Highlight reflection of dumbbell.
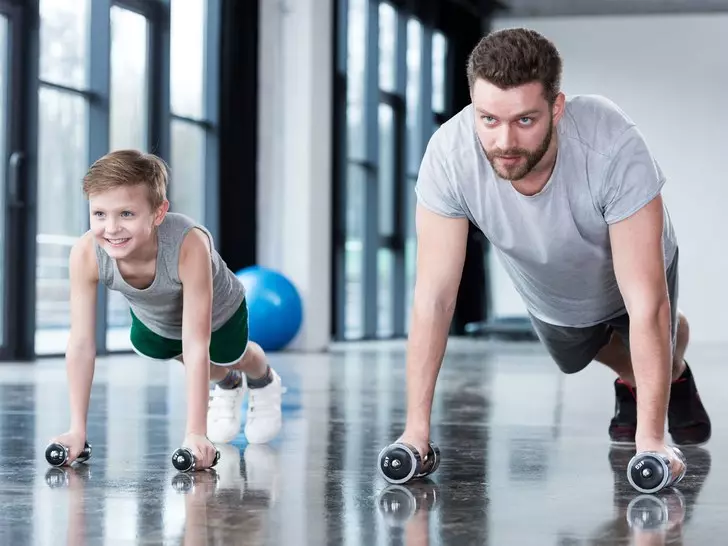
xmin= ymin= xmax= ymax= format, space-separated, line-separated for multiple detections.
xmin=45 ymin=467 xmax=71 ymax=489
xmin=171 ymin=471 xmax=220 ymax=494
xmin=45 ymin=442 xmax=92 ymax=467
xmin=626 ymin=490 xmax=686 ymax=531
xmin=377 ymin=484 xmax=439 ymax=527
xmin=44 ymin=465 xmax=92 ymax=489
xmin=377 ymin=442 xmax=440 ymax=484
xmin=171 ymin=447 xmax=220 ymax=472
xmin=627 ymin=447 xmax=686 ymax=494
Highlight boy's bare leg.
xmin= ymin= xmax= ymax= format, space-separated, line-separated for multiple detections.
xmin=177 ymin=341 xmax=269 ymax=383
xmin=179 ymin=341 xmax=282 ymax=445
xmin=227 ymin=341 xmax=269 ymax=380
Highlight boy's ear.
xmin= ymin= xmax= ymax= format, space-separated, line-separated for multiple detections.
xmin=154 ymin=199 xmax=170 ymax=226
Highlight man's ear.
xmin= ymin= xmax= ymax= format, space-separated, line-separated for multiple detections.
xmin=551 ymin=92 xmax=566 ymax=124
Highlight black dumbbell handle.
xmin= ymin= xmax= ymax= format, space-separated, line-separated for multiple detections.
xmin=45 ymin=441 xmax=92 ymax=467
xmin=171 ymin=447 xmax=221 ymax=472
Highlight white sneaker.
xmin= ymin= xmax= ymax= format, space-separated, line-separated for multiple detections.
xmin=207 ymin=378 xmax=247 ymax=444
xmin=244 ymin=368 xmax=283 ymax=444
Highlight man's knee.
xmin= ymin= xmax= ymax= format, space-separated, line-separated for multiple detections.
xmin=675 ymin=312 xmax=689 ymax=346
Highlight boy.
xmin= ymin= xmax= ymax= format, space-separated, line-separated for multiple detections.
xmin=51 ymin=150 xmax=283 ymax=469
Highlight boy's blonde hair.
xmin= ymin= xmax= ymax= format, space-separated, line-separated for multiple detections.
xmin=83 ymin=150 xmax=168 ymax=210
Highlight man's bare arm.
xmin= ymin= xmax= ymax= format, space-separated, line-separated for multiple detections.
xmin=403 ymin=204 xmax=470 ymax=440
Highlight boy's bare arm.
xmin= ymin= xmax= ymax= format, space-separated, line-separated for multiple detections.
xmin=66 ymin=232 xmax=99 ymax=436
xmin=178 ymin=228 xmax=214 ymax=437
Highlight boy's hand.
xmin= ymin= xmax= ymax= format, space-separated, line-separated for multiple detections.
xmin=50 ymin=431 xmax=87 ymax=464
xmin=183 ymin=433 xmax=218 ymax=469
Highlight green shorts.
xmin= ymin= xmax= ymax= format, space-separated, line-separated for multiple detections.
xmin=129 ymin=299 xmax=249 ymax=366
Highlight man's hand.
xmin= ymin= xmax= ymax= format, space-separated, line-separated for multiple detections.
xmin=183 ymin=433 xmax=218 ymax=469
xmin=396 ymin=429 xmax=431 ymax=461
xmin=636 ymin=440 xmax=686 ymax=484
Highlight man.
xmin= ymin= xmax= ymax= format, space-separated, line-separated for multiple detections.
xmin=398 ymin=28 xmax=710 ymax=476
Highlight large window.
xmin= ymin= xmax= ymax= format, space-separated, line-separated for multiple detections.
xmin=35 ymin=0 xmax=92 ymax=354
xmin=0 ymin=15 xmax=7 ymax=347
xmin=169 ymin=0 xmax=210 ymax=224
xmin=106 ymin=5 xmax=151 ymax=351
xmin=32 ymin=0 xmax=219 ymax=356
xmin=335 ymin=0 xmax=450 ymax=340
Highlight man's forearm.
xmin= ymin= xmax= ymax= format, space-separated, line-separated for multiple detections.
xmin=630 ymin=303 xmax=673 ymax=445
xmin=404 ymin=299 xmax=455 ymax=434
xmin=184 ymin=347 xmax=211 ymax=436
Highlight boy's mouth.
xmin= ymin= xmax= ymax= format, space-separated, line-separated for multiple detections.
xmin=105 ymin=237 xmax=131 ymax=247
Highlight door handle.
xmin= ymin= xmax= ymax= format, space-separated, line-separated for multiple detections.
xmin=8 ymin=150 xmax=24 ymax=208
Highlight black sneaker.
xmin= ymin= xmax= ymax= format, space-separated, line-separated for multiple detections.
xmin=609 ymin=378 xmax=637 ymax=445
xmin=668 ymin=362 xmax=711 ymax=446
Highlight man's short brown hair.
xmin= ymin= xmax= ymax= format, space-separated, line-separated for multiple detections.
xmin=83 ymin=150 xmax=168 ymax=210
xmin=466 ymin=28 xmax=562 ymax=104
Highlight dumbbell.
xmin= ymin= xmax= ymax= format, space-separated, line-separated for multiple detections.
xmin=377 ymin=484 xmax=439 ymax=527
xmin=626 ymin=490 xmax=686 ymax=532
xmin=626 ymin=447 xmax=686 ymax=494
xmin=377 ymin=442 xmax=440 ymax=484
xmin=171 ymin=447 xmax=220 ymax=472
xmin=45 ymin=441 xmax=92 ymax=467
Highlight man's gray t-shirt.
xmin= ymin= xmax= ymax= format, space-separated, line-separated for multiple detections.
xmin=415 ymin=95 xmax=677 ymax=328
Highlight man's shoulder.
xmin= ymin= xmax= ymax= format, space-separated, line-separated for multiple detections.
xmin=429 ymin=104 xmax=475 ymax=154
xmin=560 ymin=95 xmax=637 ymax=156
xmin=426 ymin=104 xmax=484 ymax=181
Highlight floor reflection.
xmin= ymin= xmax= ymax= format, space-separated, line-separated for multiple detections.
xmin=0 ymin=339 xmax=723 ymax=545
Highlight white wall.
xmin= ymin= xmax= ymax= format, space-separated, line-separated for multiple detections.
xmin=489 ymin=14 xmax=728 ymax=344
xmin=257 ymin=0 xmax=333 ymax=351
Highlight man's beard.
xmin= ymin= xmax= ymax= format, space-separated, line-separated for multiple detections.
xmin=485 ymin=119 xmax=553 ymax=181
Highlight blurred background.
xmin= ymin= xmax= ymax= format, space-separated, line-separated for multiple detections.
xmin=0 ymin=0 xmax=725 ymax=361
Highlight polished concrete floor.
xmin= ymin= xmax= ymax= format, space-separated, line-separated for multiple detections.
xmin=0 ymin=338 xmax=724 ymax=545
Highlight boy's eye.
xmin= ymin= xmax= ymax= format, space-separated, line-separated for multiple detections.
xmin=121 ymin=211 xmax=133 ymax=217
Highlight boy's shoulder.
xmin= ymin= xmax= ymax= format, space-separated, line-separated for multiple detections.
xmin=70 ymin=230 xmax=100 ymax=283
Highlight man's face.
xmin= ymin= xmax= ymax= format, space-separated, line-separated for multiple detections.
xmin=471 ymin=79 xmax=563 ymax=181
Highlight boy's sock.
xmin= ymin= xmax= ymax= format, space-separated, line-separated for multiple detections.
xmin=217 ymin=369 xmax=243 ymax=390
xmin=247 ymin=366 xmax=273 ymax=389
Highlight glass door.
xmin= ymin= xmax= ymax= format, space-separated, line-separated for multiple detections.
xmin=0 ymin=1 xmax=29 ymax=360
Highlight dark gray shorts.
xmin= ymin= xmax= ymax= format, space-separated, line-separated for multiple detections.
xmin=529 ymin=248 xmax=679 ymax=374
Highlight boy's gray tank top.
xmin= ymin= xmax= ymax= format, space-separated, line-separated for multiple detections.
xmin=95 ymin=212 xmax=245 ymax=340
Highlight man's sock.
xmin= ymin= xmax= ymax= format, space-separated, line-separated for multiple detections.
xmin=217 ymin=369 xmax=243 ymax=390
xmin=247 ymin=365 xmax=273 ymax=389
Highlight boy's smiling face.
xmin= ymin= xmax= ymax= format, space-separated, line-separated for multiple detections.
xmin=88 ymin=184 xmax=168 ymax=260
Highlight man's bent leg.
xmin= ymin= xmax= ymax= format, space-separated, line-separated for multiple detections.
xmin=594 ymin=313 xmax=689 ymax=385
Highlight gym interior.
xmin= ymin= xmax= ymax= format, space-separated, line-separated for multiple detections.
xmin=0 ymin=0 xmax=725 ymax=543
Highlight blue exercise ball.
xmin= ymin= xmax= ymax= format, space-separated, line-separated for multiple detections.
xmin=235 ymin=265 xmax=303 ymax=351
